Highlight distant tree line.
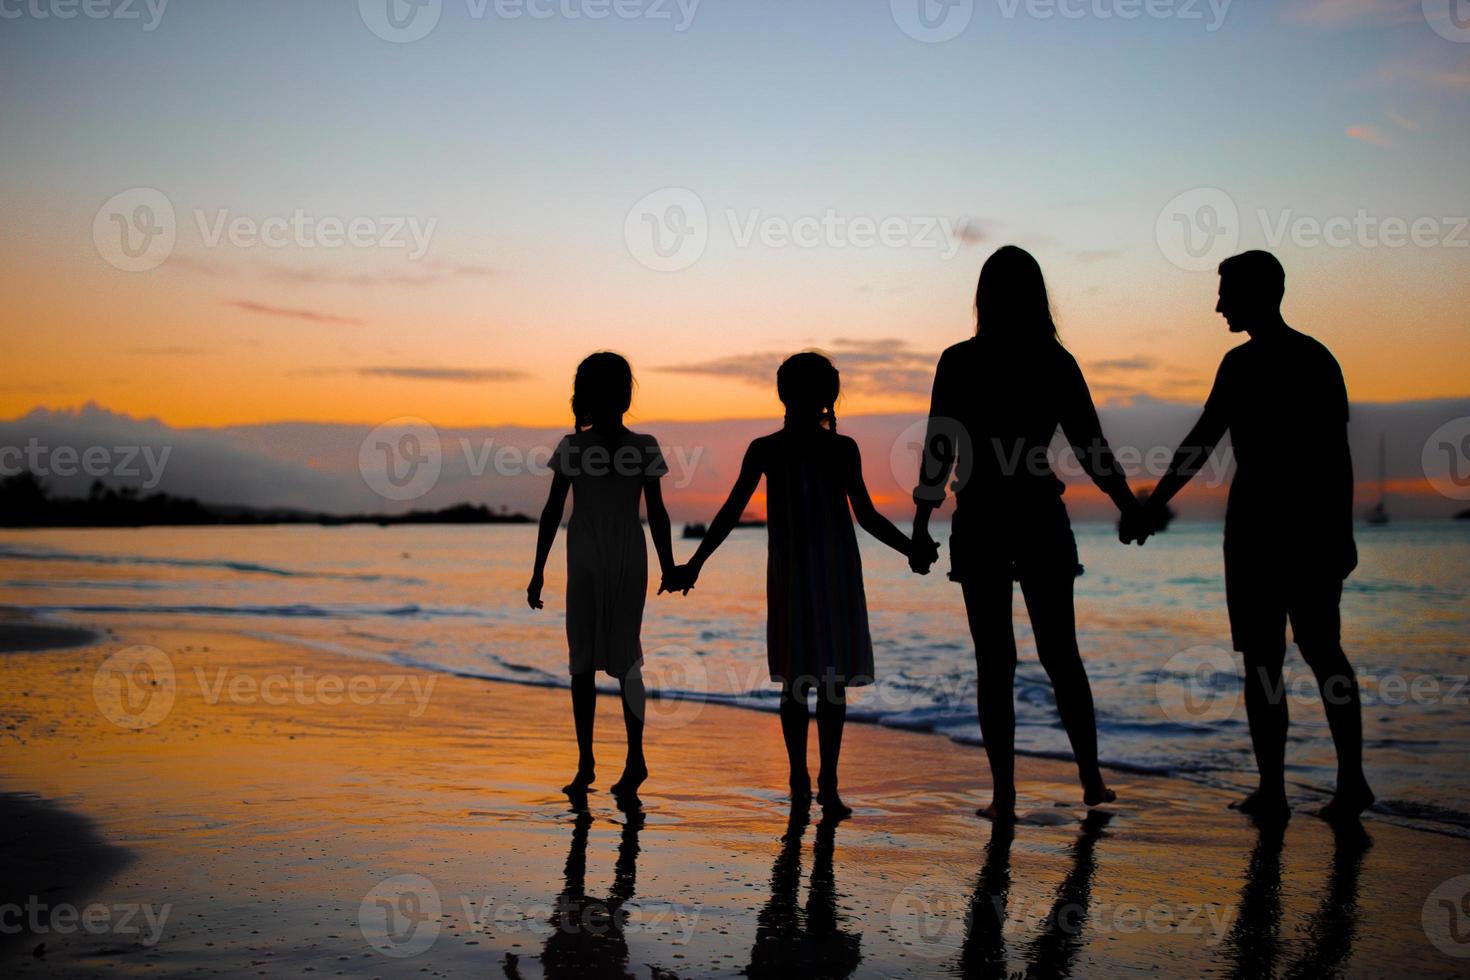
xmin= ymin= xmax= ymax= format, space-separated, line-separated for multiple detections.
xmin=0 ymin=472 xmax=533 ymax=528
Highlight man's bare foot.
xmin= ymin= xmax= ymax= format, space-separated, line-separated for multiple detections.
xmin=790 ymin=774 xmax=812 ymax=804
xmin=610 ymin=762 xmax=647 ymax=797
xmin=1315 ymin=782 xmax=1375 ymax=823
xmin=816 ymin=788 xmax=852 ymax=819
xmin=976 ymin=800 xmax=1017 ymax=822
xmin=1083 ymin=781 xmax=1117 ymax=808
xmin=562 ymin=769 xmax=595 ymax=793
xmin=1230 ymin=788 xmax=1291 ymax=824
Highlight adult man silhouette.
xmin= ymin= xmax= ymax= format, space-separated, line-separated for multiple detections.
xmin=1128 ymin=250 xmax=1374 ymax=823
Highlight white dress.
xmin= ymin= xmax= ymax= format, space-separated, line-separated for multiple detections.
xmin=553 ymin=430 xmax=666 ymax=679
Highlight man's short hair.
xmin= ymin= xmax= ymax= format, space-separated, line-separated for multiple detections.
xmin=1218 ymin=250 xmax=1286 ymax=305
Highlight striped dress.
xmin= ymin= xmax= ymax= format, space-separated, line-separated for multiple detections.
xmin=755 ymin=428 xmax=875 ymax=688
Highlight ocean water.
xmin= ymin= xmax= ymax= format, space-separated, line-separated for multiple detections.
xmin=2 ymin=521 xmax=1467 ymax=835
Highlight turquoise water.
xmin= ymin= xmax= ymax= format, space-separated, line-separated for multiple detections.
xmin=2 ymin=520 xmax=1467 ymax=835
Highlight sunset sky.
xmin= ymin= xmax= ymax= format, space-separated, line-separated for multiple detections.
xmin=2 ymin=0 xmax=1467 ymax=430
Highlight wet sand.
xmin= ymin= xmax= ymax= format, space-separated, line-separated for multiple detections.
xmin=1 ymin=618 xmax=1467 ymax=977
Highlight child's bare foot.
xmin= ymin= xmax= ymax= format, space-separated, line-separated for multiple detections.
xmin=976 ymin=800 xmax=1017 ymax=822
xmin=562 ymin=768 xmax=595 ymax=793
xmin=1230 ymin=788 xmax=1291 ymax=824
xmin=1083 ymin=781 xmax=1117 ymax=808
xmin=610 ymin=761 xmax=647 ymax=797
xmin=816 ymin=788 xmax=851 ymax=819
xmin=1315 ymin=781 xmax=1375 ymax=823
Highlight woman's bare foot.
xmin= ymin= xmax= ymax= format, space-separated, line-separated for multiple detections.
xmin=562 ymin=768 xmax=595 ymax=794
xmin=1083 ymin=781 xmax=1117 ymax=808
xmin=609 ymin=761 xmax=647 ymax=797
xmin=816 ymin=788 xmax=852 ymax=819
xmin=1230 ymin=788 xmax=1291 ymax=824
xmin=1315 ymin=781 xmax=1375 ymax=823
xmin=976 ymin=798 xmax=1017 ymax=822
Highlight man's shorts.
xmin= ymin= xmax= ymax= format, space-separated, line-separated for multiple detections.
xmin=1224 ymin=542 xmax=1344 ymax=654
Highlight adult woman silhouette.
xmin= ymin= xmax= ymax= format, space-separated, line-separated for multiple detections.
xmin=910 ymin=245 xmax=1141 ymax=821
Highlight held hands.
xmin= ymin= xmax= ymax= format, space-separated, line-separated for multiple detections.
xmin=909 ymin=531 xmax=941 ymax=575
xmin=659 ymin=562 xmax=699 ymax=596
xmin=1118 ymin=499 xmax=1159 ymax=547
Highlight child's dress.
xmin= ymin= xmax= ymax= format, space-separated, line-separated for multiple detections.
xmin=756 ymin=428 xmax=875 ymax=688
xmin=552 ymin=429 xmax=666 ymax=679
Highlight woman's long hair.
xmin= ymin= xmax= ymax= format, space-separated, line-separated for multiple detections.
xmin=974 ymin=245 xmax=1060 ymax=345
xmin=571 ymin=351 xmax=634 ymax=432
xmin=776 ymin=351 xmax=840 ymax=432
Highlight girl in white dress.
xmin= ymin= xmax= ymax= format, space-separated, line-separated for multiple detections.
xmin=528 ymin=352 xmax=675 ymax=801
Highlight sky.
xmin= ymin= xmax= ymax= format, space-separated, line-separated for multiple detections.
xmin=1 ymin=0 xmax=1467 ymax=431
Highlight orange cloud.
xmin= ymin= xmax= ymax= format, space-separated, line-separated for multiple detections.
xmin=1345 ymin=125 xmax=1390 ymax=146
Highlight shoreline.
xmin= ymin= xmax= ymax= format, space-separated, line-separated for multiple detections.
xmin=1 ymin=616 xmax=1468 ymax=975
xmin=6 ymin=608 xmax=1468 ymax=841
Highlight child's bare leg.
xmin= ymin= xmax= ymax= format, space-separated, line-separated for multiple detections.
xmin=611 ymin=665 xmax=648 ymax=797
xmin=815 ymin=679 xmax=851 ymax=818
xmin=779 ymin=679 xmax=811 ymax=801
xmin=564 ymin=672 xmax=597 ymax=792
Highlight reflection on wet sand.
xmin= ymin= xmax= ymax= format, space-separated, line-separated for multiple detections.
xmin=956 ymin=811 xmax=1112 ymax=980
xmin=512 ymin=798 xmax=645 ymax=980
xmin=1221 ymin=820 xmax=1370 ymax=979
xmin=746 ymin=809 xmax=863 ymax=979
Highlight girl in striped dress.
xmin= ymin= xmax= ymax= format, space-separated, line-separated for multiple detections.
xmin=673 ymin=353 xmax=931 ymax=816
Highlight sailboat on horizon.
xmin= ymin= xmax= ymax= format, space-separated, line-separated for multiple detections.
xmin=1365 ymin=432 xmax=1389 ymax=526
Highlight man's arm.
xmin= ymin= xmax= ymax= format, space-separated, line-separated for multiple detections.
xmin=1146 ymin=357 xmax=1233 ymax=520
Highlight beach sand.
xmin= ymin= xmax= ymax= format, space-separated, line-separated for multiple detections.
xmin=1 ymin=617 xmax=1467 ymax=977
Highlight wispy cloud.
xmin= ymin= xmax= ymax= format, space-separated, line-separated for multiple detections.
xmin=1068 ymin=248 xmax=1125 ymax=264
xmin=227 ymin=300 xmax=364 ymax=326
xmin=1377 ymin=49 xmax=1470 ymax=91
xmin=123 ymin=346 xmax=211 ymax=356
xmin=355 ymin=367 xmax=529 ymax=383
xmin=1385 ymin=107 xmax=1420 ymax=131
xmin=263 ymin=259 xmax=495 ymax=288
xmin=1088 ymin=356 xmax=1159 ymax=373
xmin=1289 ymin=0 xmax=1418 ymax=25
xmin=1346 ymin=124 xmax=1391 ymax=146
xmin=658 ymin=337 xmax=939 ymax=398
